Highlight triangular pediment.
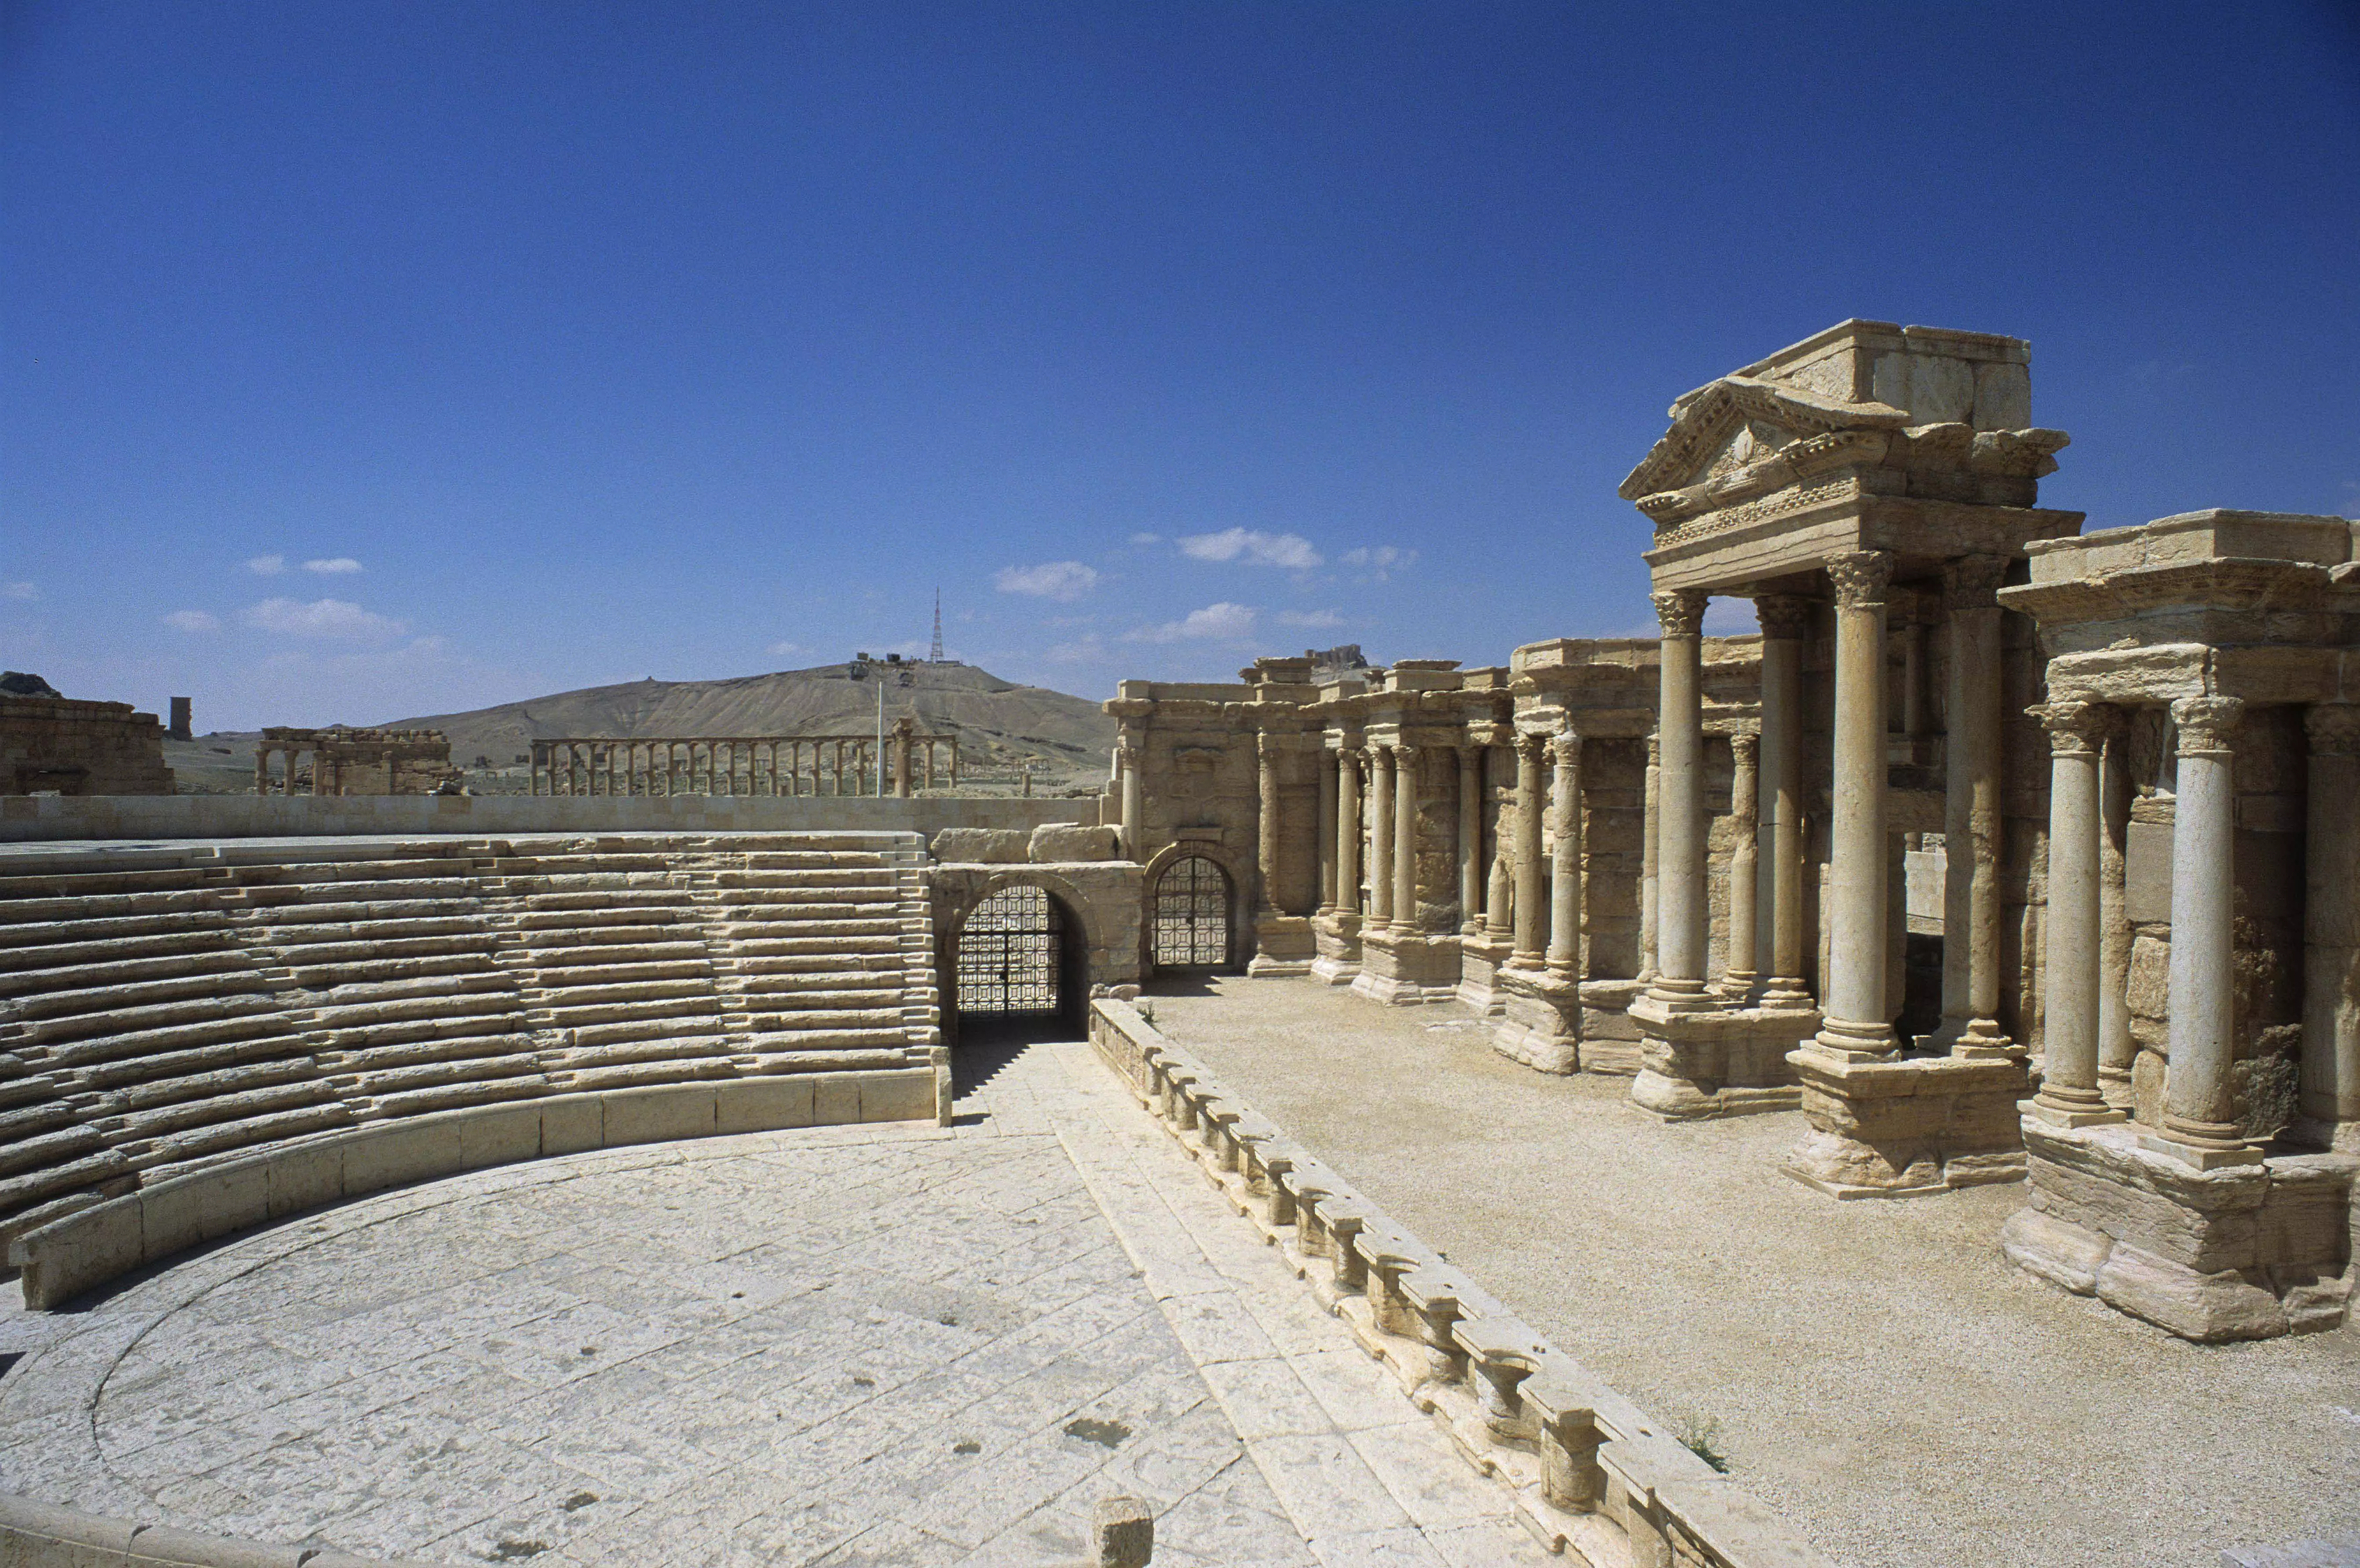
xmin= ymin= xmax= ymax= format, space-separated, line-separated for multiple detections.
xmin=1618 ymin=375 xmax=1909 ymax=502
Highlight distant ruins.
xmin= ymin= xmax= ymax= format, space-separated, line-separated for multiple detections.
xmin=253 ymin=726 xmax=457 ymax=795
xmin=0 ymin=672 xmax=174 ymax=796
xmin=529 ymin=715 xmax=960 ymax=797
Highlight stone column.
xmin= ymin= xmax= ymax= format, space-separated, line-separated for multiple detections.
xmin=2301 ymin=704 xmax=2360 ymax=1145
xmin=1457 ymin=746 xmax=1483 ymax=934
xmin=1899 ymin=588 xmax=1930 ymax=739
xmin=1932 ymin=557 xmax=2013 ymax=1052
xmin=1256 ymin=734 xmax=1282 ymax=915
xmin=1393 ymin=744 xmax=1421 ymax=935
xmin=1485 ymin=744 xmax=1514 ymax=942
xmin=1367 ymin=745 xmax=1396 ymax=932
xmin=1639 ymin=733 xmax=1659 ymax=980
xmin=1119 ymin=735 xmax=1144 ymax=856
xmin=1547 ymin=732 xmax=1582 ymax=978
xmin=2030 ymin=701 xmax=2122 ymax=1126
xmin=2099 ymin=725 xmax=2137 ymax=1106
xmin=2150 ymin=696 xmax=2257 ymax=1166
xmin=1815 ymin=552 xmax=1896 ymax=1057
xmin=1336 ymin=749 xmax=1363 ymax=917
xmin=1757 ymin=596 xmax=1813 ymax=1007
xmin=1317 ymin=746 xmax=1340 ymax=915
xmin=1511 ymin=734 xmax=1546 ymax=965
xmin=895 ymin=728 xmax=914 ymax=799
xmin=1722 ymin=729 xmax=1760 ymax=1001
xmin=255 ymin=748 xmax=271 ymax=796
xmin=1650 ymin=589 xmax=1711 ymax=1008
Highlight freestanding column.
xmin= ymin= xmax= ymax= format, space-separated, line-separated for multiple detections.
xmin=1393 ymin=744 xmax=1421 ymax=935
xmin=2030 ymin=702 xmax=2121 ymax=1126
xmin=895 ymin=728 xmax=914 ymax=798
xmin=1367 ymin=746 xmax=1396 ymax=932
xmin=1722 ymin=729 xmax=1761 ymax=1000
xmin=1639 ymin=734 xmax=1660 ymax=980
xmin=1457 ymin=746 xmax=1483 ymax=934
xmin=1256 ymin=734 xmax=1282 ymax=914
xmin=2301 ymin=704 xmax=2360 ymax=1146
xmin=2150 ymin=696 xmax=2256 ymax=1166
xmin=1815 ymin=552 xmax=1896 ymax=1057
xmin=1511 ymin=734 xmax=1546 ymax=965
xmin=1650 ymin=590 xmax=1711 ymax=1007
xmin=2098 ymin=725 xmax=2137 ymax=1106
xmin=1934 ymin=557 xmax=2014 ymax=1052
xmin=1316 ymin=746 xmax=1340 ymax=915
xmin=1757 ymin=596 xmax=1812 ymax=1006
xmin=1119 ymin=735 xmax=1144 ymax=855
xmin=1336 ymin=749 xmax=1363 ymax=917
xmin=1547 ymin=732 xmax=1582 ymax=978
xmin=1486 ymin=744 xmax=1513 ymax=942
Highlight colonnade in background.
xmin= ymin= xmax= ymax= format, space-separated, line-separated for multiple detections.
xmin=529 ymin=733 xmax=958 ymax=798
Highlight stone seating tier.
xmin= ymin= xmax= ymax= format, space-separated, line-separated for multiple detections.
xmin=0 ymin=832 xmax=943 ymax=1261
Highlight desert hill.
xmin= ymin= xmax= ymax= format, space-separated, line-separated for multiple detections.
xmin=384 ymin=660 xmax=1116 ymax=793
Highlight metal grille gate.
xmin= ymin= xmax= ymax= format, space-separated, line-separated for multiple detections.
xmin=1152 ymin=855 xmax=1230 ymax=968
xmin=955 ymin=884 xmax=1064 ymax=1014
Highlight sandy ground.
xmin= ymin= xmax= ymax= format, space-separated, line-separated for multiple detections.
xmin=1141 ymin=974 xmax=2360 ymax=1568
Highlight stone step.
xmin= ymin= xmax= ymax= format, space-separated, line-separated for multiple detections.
xmin=320 ymin=1029 xmax=535 ymax=1071
xmin=732 ymin=1026 xmax=909 ymax=1053
xmin=0 ymin=949 xmax=257 ymax=998
xmin=260 ymin=915 xmax=485 ymax=945
xmin=32 ymin=1002 xmax=300 ymax=1067
xmin=267 ymin=932 xmax=498 ymax=964
xmin=0 ymin=1122 xmax=106 ymax=1181
xmin=564 ymin=1016 xmax=728 ymax=1049
xmin=249 ymin=898 xmax=484 ymax=926
xmin=0 ymin=929 xmax=244 ymax=972
xmin=509 ymin=886 xmax=696 ymax=909
xmin=0 ymin=909 xmax=235 ymax=949
xmin=557 ymin=1059 xmax=737 ymax=1093
xmin=731 ymin=1007 xmax=904 ymax=1033
xmin=288 ymin=954 xmax=508 ymax=990
xmin=366 ymin=1075 xmax=552 ymax=1119
xmin=315 ymin=974 xmax=520 ymax=1007
xmin=0 ymin=1147 xmax=131 ymax=1221
xmin=88 ymin=1058 xmax=325 ymax=1117
xmin=505 ymin=906 xmax=698 ymax=930
xmin=67 ymin=1033 xmax=327 ymax=1093
xmin=346 ymin=1055 xmax=545 ymax=1098
xmin=704 ymin=932 xmax=893 ymax=954
xmin=18 ymin=986 xmax=286 ymax=1044
xmin=315 ymin=1012 xmax=534 ymax=1051
xmin=105 ymin=1076 xmax=343 ymax=1142
xmin=238 ymin=877 xmax=482 ymax=905
xmin=520 ymin=954 xmax=712 ymax=982
xmin=720 ymin=947 xmax=906 ymax=970
xmin=125 ymin=1101 xmax=357 ymax=1175
xmin=535 ymin=995 xmax=724 ymax=1030
xmin=529 ymin=977 xmax=713 ymax=1010
xmin=307 ymin=993 xmax=526 ymax=1031
xmin=720 ymin=981 xmax=902 ymax=1007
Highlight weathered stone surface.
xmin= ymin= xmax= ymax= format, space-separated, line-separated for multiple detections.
xmin=932 ymin=826 xmax=1030 ymax=863
xmin=1999 ymin=1208 xmax=2110 ymax=1293
xmin=1029 ymin=821 xmax=1120 ymax=862
xmin=2094 ymin=1242 xmax=2287 ymax=1341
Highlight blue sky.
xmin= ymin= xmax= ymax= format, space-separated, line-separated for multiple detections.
xmin=4 ymin=2 xmax=2356 ymax=730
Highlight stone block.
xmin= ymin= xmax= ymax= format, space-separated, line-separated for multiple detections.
xmin=715 ymin=1075 xmax=815 ymax=1134
xmin=127 ymin=1523 xmax=311 ymax=1566
xmin=1092 ymin=1495 xmax=1154 ymax=1568
xmin=1030 ymin=822 xmax=1119 ymax=862
xmin=859 ymin=1068 xmax=936 ymax=1123
xmin=457 ymin=1103 xmax=544 ymax=1171
xmin=541 ymin=1094 xmax=603 ymax=1155
xmin=602 ymin=1084 xmax=717 ymax=1147
xmin=1999 ymin=1207 xmax=2109 ymax=1294
xmin=1972 ymin=360 xmax=2032 ymax=430
xmin=0 ymin=1494 xmax=143 ymax=1561
xmin=142 ymin=1159 xmax=268 ymax=1256
xmin=342 ymin=1118 xmax=464 ymax=1196
xmin=2126 ymin=933 xmax=2172 ymax=1019
xmin=2126 ymin=820 xmax=2174 ymax=924
xmin=15 ymin=1198 xmax=141 ymax=1311
xmin=265 ymin=1141 xmax=344 ymax=1218
xmin=2095 ymin=1243 xmax=2287 ymax=1342
xmin=932 ymin=827 xmax=1029 ymax=863
xmin=813 ymin=1074 xmax=862 ymax=1126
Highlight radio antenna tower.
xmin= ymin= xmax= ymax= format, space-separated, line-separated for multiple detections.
xmin=929 ymin=588 xmax=945 ymax=664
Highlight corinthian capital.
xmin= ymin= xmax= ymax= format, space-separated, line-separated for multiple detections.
xmin=1730 ymin=728 xmax=1760 ymax=768
xmin=2031 ymin=700 xmax=2116 ymax=755
xmin=1755 ymin=594 xmax=1813 ymax=640
xmin=1826 ymin=551 xmax=1892 ymax=611
xmin=1942 ymin=554 xmax=2011 ymax=610
xmin=2171 ymin=695 xmax=2245 ymax=755
xmin=2305 ymin=702 xmax=2360 ymax=757
xmin=1514 ymin=731 xmax=1548 ymax=763
xmin=1549 ymin=730 xmax=1582 ymax=767
xmin=1652 ymin=589 xmax=1708 ymax=639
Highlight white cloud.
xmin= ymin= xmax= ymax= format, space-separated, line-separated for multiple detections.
xmin=1178 ymin=528 xmax=1323 ymax=570
xmin=245 ymin=554 xmax=288 ymax=575
xmin=164 ymin=609 xmax=222 ymax=632
xmin=241 ymin=597 xmax=409 ymax=640
xmin=1341 ymin=545 xmax=1416 ymax=569
xmin=2 ymin=581 xmax=37 ymax=601
xmin=1277 ymin=608 xmax=1345 ymax=629
xmin=1129 ymin=532 xmax=1164 ymax=547
xmin=994 ymin=561 xmax=1101 ymax=601
xmin=303 ymin=557 xmax=362 ymax=574
xmin=1127 ymin=601 xmax=1257 ymax=643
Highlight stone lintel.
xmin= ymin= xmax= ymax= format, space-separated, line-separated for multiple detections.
xmin=1644 ymin=496 xmax=2082 ymax=598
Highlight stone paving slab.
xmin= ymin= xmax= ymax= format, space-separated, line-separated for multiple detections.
xmin=0 ymin=1031 xmax=1555 ymax=1567
xmin=1142 ymin=976 xmax=2360 ymax=1568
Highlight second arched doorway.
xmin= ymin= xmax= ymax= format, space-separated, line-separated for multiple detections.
xmin=1150 ymin=853 xmax=1233 ymax=971
xmin=951 ymin=880 xmax=1087 ymax=1044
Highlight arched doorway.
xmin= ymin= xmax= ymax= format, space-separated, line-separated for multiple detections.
xmin=951 ymin=881 xmax=1084 ymax=1043
xmin=1151 ymin=854 xmax=1232 ymax=970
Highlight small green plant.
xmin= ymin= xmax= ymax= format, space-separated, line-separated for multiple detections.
xmin=1672 ymin=1413 xmax=1730 ymax=1473
xmin=1136 ymin=1001 xmax=1156 ymax=1026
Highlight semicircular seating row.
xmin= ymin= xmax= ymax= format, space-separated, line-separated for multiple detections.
xmin=0 ymin=832 xmax=939 ymax=1259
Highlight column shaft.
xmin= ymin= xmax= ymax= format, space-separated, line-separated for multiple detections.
xmin=1722 ymin=730 xmax=1760 ymax=999
xmin=1120 ymin=737 xmax=1144 ymax=856
xmin=2156 ymin=697 xmax=2254 ymax=1163
xmin=1484 ymin=745 xmax=1513 ymax=941
xmin=1367 ymin=747 xmax=1396 ymax=930
xmin=1758 ymin=597 xmax=1811 ymax=1004
xmin=1639 ymin=735 xmax=1659 ymax=979
xmin=1317 ymin=746 xmax=1340 ymax=915
xmin=1393 ymin=746 xmax=1420 ymax=934
xmin=2098 ymin=729 xmax=2136 ymax=1102
xmin=1511 ymin=735 xmax=1545 ymax=964
xmin=2301 ymin=705 xmax=2360 ymax=1141
xmin=1937 ymin=560 xmax=2013 ymax=1049
xmin=1547 ymin=734 xmax=1582 ymax=976
xmin=2031 ymin=702 xmax=2117 ymax=1123
xmin=1817 ymin=553 xmax=1895 ymax=1055
xmin=1256 ymin=735 xmax=1281 ymax=914
xmin=1456 ymin=746 xmax=1482 ymax=934
xmin=1650 ymin=591 xmax=1709 ymax=1003
xmin=1336 ymin=749 xmax=1363 ymax=916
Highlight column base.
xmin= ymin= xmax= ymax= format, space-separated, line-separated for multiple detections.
xmin=1245 ymin=912 xmax=1315 ymax=977
xmin=1780 ymin=1049 xmax=2030 ymax=1198
xmin=1811 ymin=1014 xmax=1900 ymax=1063
xmin=1576 ymin=978 xmax=1647 ymax=1077
xmin=1490 ymin=966 xmax=1581 ymax=1075
xmin=1309 ymin=911 xmax=1364 ymax=986
xmin=1915 ymin=1015 xmax=2023 ymax=1062
xmin=2024 ymin=1097 xmax=2129 ymax=1131
xmin=1349 ymin=928 xmax=1463 ymax=1005
xmin=2137 ymin=1131 xmax=2265 ymax=1170
xmin=2002 ymin=1118 xmax=2359 ymax=1341
xmin=1454 ymin=932 xmax=1514 ymax=1016
xmin=1628 ymin=995 xmax=1817 ymax=1121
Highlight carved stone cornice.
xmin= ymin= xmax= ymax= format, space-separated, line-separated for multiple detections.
xmin=1755 ymin=594 xmax=1814 ymax=640
xmin=2030 ymin=700 xmax=2117 ymax=755
xmin=1942 ymin=554 xmax=2011 ymax=611
xmin=1652 ymin=589 xmax=1708 ymax=639
xmin=2305 ymin=702 xmax=2360 ymax=757
xmin=2171 ymin=696 xmax=2245 ymax=754
xmin=1826 ymin=551 xmax=1892 ymax=611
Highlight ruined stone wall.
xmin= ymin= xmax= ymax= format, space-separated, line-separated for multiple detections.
xmin=1 ymin=697 xmax=174 ymax=796
xmin=1579 ymin=737 xmax=1647 ymax=980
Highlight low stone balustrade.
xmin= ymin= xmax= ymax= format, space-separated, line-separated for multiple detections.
xmin=1088 ymin=996 xmax=1834 ymax=1568
xmin=0 ymin=1492 xmax=441 ymax=1566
